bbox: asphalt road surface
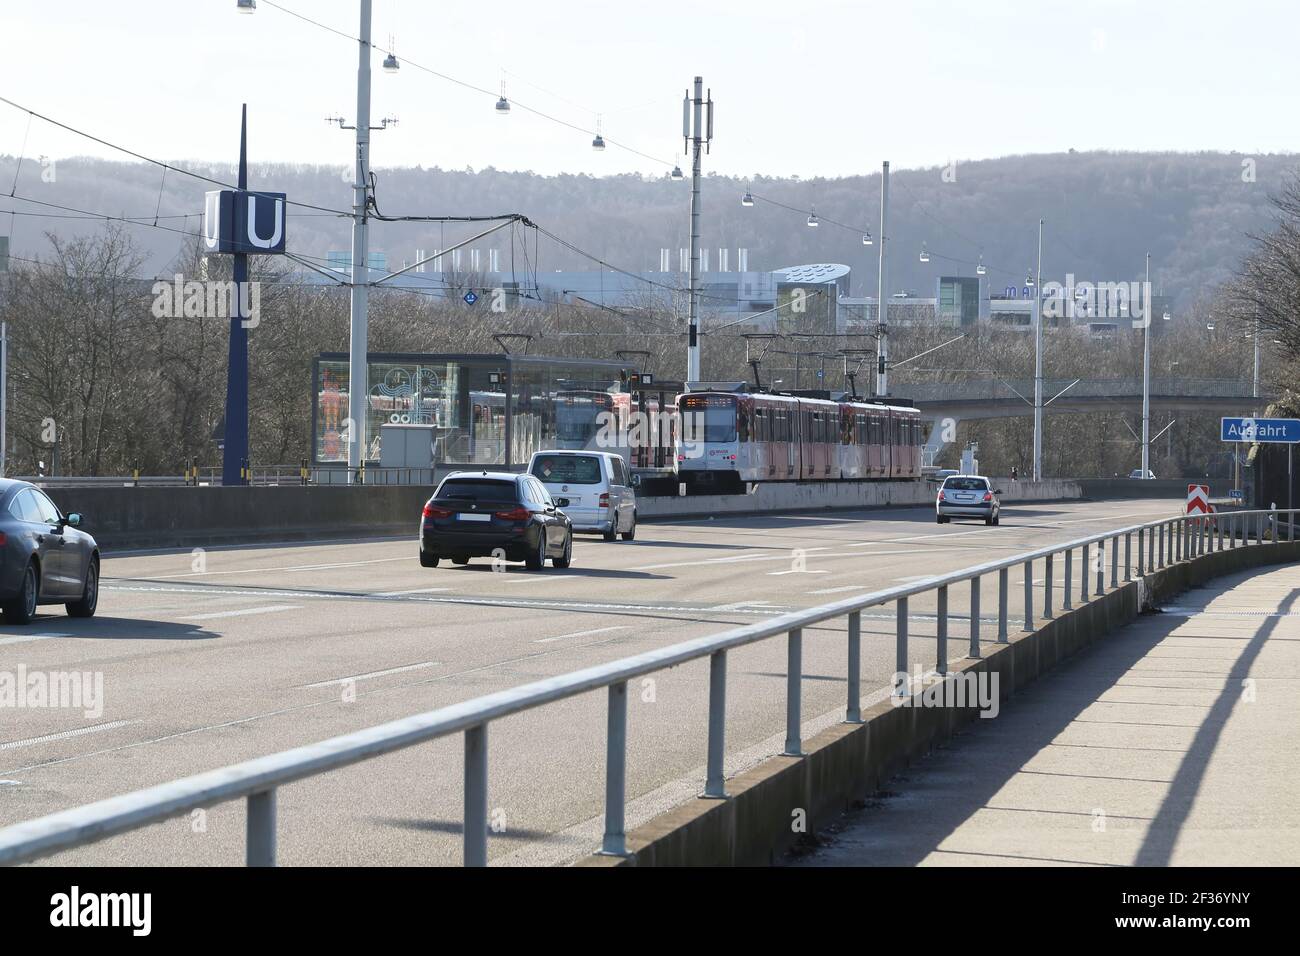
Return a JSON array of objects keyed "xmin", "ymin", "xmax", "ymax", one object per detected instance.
[{"xmin": 0, "ymin": 496, "xmax": 1186, "ymax": 865}]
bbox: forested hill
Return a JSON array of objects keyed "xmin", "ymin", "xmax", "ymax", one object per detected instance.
[{"xmin": 2, "ymin": 150, "xmax": 1292, "ymax": 305}]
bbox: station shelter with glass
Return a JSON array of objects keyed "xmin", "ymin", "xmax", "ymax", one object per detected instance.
[{"xmin": 312, "ymin": 352, "xmax": 633, "ymax": 476}]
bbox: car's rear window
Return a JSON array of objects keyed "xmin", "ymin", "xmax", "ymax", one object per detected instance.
[
  {"xmin": 531, "ymin": 455, "xmax": 603, "ymax": 485},
  {"xmin": 436, "ymin": 478, "xmax": 519, "ymax": 501},
  {"xmin": 943, "ymin": 477, "xmax": 988, "ymax": 491}
]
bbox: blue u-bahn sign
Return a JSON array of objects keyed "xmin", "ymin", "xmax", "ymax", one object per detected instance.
[
  {"xmin": 1221, "ymin": 417, "xmax": 1300, "ymax": 444},
  {"xmin": 203, "ymin": 189, "xmax": 287, "ymax": 255}
]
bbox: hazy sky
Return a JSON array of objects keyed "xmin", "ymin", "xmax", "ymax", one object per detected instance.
[{"xmin": 1, "ymin": 0, "xmax": 1295, "ymax": 178}]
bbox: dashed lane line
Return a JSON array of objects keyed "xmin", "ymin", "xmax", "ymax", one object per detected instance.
[
  {"xmin": 1, "ymin": 720, "xmax": 138, "ymax": 752},
  {"xmin": 299, "ymin": 660, "xmax": 442, "ymax": 688}
]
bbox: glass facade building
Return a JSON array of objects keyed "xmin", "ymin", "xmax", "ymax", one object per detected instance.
[{"xmin": 312, "ymin": 352, "xmax": 631, "ymax": 470}]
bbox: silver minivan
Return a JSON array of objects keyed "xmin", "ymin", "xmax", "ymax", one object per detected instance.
[{"xmin": 528, "ymin": 450, "xmax": 637, "ymax": 541}]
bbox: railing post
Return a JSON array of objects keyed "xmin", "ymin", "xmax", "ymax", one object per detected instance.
[
  {"xmin": 1126, "ymin": 531, "xmax": 1133, "ymax": 581},
  {"xmin": 969, "ymin": 576, "xmax": 981, "ymax": 659},
  {"xmin": 997, "ymin": 569, "xmax": 1008, "ymax": 643},
  {"xmin": 1081, "ymin": 543, "xmax": 1091, "ymax": 602},
  {"xmin": 1063, "ymin": 550, "xmax": 1073, "ymax": 610},
  {"xmin": 464, "ymin": 724, "xmax": 488, "ymax": 867},
  {"xmin": 784, "ymin": 629, "xmax": 803, "ymax": 756},
  {"xmin": 246, "ymin": 790, "xmax": 276, "ymax": 867},
  {"xmin": 1110, "ymin": 534, "xmax": 1119, "ymax": 588},
  {"xmin": 1023, "ymin": 559, "xmax": 1034, "ymax": 631},
  {"xmin": 1158, "ymin": 522, "xmax": 1165, "ymax": 568},
  {"xmin": 1043, "ymin": 553, "xmax": 1054, "ymax": 619},
  {"xmin": 1137, "ymin": 527, "xmax": 1145, "ymax": 575},
  {"xmin": 895, "ymin": 597, "xmax": 910, "ymax": 696},
  {"xmin": 601, "ymin": 681, "xmax": 628, "ymax": 855},
  {"xmin": 936, "ymin": 586, "xmax": 949, "ymax": 675},
  {"xmin": 846, "ymin": 611, "xmax": 862, "ymax": 722},
  {"xmin": 704, "ymin": 650, "xmax": 728, "ymax": 797}
]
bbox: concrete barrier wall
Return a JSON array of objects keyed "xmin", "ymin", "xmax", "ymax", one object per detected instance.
[
  {"xmin": 638, "ymin": 478, "xmax": 1080, "ymax": 520},
  {"xmin": 42, "ymin": 485, "xmax": 433, "ymax": 552},
  {"xmin": 1078, "ymin": 477, "xmax": 1208, "ymax": 500},
  {"xmin": 38, "ymin": 478, "xmax": 1082, "ymax": 552},
  {"xmin": 578, "ymin": 540, "xmax": 1300, "ymax": 867}
]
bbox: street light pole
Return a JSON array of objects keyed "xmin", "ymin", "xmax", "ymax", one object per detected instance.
[
  {"xmin": 346, "ymin": 0, "xmax": 374, "ymax": 482},
  {"xmin": 1141, "ymin": 252, "xmax": 1151, "ymax": 478},
  {"xmin": 876, "ymin": 161, "xmax": 890, "ymax": 398},
  {"xmin": 684, "ymin": 77, "xmax": 711, "ymax": 383},
  {"xmin": 1032, "ymin": 218, "xmax": 1043, "ymax": 481}
]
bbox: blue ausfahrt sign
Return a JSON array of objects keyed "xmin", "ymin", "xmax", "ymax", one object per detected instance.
[{"xmin": 1221, "ymin": 417, "xmax": 1300, "ymax": 444}]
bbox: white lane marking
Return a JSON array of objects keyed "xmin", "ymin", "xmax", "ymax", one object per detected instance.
[
  {"xmin": 1, "ymin": 720, "xmax": 137, "ymax": 752},
  {"xmin": 808, "ymin": 585, "xmax": 874, "ymax": 595},
  {"xmin": 181, "ymin": 604, "xmax": 301, "ymax": 621},
  {"xmin": 533, "ymin": 625, "xmax": 630, "ymax": 644},
  {"xmin": 768, "ymin": 568, "xmax": 831, "ymax": 576},
  {"xmin": 631, "ymin": 547, "xmax": 827, "ymax": 572},
  {"xmin": 709, "ymin": 600, "xmax": 791, "ymax": 611},
  {"xmin": 0, "ymin": 632, "xmax": 74, "ymax": 647},
  {"xmin": 373, "ymin": 587, "xmax": 453, "ymax": 597},
  {"xmin": 146, "ymin": 556, "xmax": 411, "ymax": 579},
  {"xmin": 0, "ymin": 779, "xmax": 21, "ymax": 786},
  {"xmin": 104, "ymin": 585, "xmax": 791, "ymax": 617},
  {"xmin": 300, "ymin": 660, "xmax": 442, "ymax": 688}
]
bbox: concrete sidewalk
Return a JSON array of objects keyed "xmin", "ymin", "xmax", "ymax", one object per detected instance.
[{"xmin": 789, "ymin": 563, "xmax": 1300, "ymax": 867}]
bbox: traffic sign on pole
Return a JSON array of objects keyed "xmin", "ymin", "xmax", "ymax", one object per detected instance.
[{"xmin": 1221, "ymin": 417, "xmax": 1300, "ymax": 443}]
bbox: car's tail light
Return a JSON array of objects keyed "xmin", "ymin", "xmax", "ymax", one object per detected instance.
[
  {"xmin": 598, "ymin": 492, "xmax": 610, "ymax": 509},
  {"xmin": 0, "ymin": 532, "xmax": 6, "ymax": 546},
  {"xmin": 937, "ymin": 491, "xmax": 945, "ymax": 502},
  {"xmin": 422, "ymin": 503, "xmax": 452, "ymax": 519},
  {"xmin": 983, "ymin": 491, "xmax": 993, "ymax": 502},
  {"xmin": 494, "ymin": 505, "xmax": 531, "ymax": 521}
]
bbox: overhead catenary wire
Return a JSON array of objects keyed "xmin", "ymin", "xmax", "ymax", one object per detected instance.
[{"xmin": 259, "ymin": 1, "xmax": 675, "ymax": 169}]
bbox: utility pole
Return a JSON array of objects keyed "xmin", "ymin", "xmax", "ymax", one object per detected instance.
[
  {"xmin": 346, "ymin": 0, "xmax": 374, "ymax": 482},
  {"xmin": 683, "ymin": 77, "xmax": 712, "ymax": 383},
  {"xmin": 876, "ymin": 160, "xmax": 890, "ymax": 397},
  {"xmin": 1141, "ymin": 252, "xmax": 1151, "ymax": 478},
  {"xmin": 1032, "ymin": 218, "xmax": 1043, "ymax": 481}
]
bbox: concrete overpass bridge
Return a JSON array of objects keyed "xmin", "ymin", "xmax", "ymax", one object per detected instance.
[{"xmin": 892, "ymin": 376, "xmax": 1270, "ymax": 459}]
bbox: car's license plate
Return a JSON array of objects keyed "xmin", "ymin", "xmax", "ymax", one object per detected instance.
[{"xmin": 457, "ymin": 513, "xmax": 491, "ymax": 522}]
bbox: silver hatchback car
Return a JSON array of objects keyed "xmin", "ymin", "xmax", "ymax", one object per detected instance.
[{"xmin": 936, "ymin": 474, "xmax": 1002, "ymax": 525}]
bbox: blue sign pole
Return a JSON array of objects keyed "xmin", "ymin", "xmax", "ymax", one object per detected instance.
[{"xmin": 222, "ymin": 105, "xmax": 251, "ymax": 487}]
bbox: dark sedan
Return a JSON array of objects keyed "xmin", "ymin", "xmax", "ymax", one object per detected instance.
[
  {"xmin": 0, "ymin": 478, "xmax": 100, "ymax": 624},
  {"xmin": 419, "ymin": 471, "xmax": 573, "ymax": 570}
]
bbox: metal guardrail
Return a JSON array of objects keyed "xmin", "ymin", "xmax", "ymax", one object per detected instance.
[
  {"xmin": 17, "ymin": 466, "xmax": 437, "ymax": 488},
  {"xmin": 0, "ymin": 507, "xmax": 1293, "ymax": 867}
]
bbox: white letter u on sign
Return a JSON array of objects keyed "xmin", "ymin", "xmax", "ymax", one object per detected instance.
[{"xmin": 246, "ymin": 195, "xmax": 283, "ymax": 249}]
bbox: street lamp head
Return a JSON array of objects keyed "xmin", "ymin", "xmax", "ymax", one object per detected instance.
[{"xmin": 236, "ymin": 0, "xmax": 256, "ymax": 12}]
